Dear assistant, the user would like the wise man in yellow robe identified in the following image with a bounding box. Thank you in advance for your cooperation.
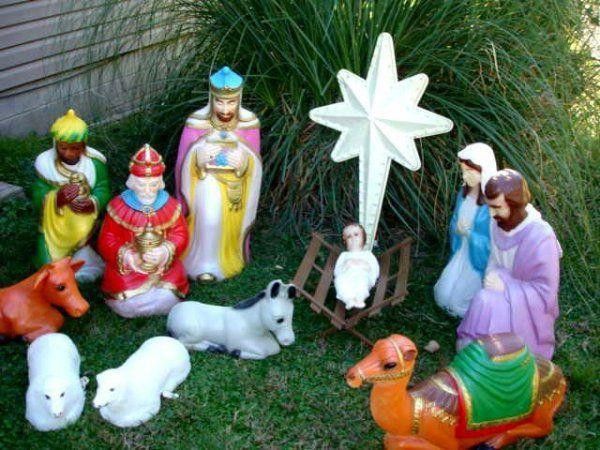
[32,109,110,281]
[175,67,262,282]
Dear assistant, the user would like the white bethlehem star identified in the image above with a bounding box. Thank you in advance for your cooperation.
[310,32,453,249]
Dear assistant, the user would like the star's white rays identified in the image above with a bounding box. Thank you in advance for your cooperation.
[310,32,453,249]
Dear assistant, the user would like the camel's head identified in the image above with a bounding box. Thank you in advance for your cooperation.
[345,334,417,388]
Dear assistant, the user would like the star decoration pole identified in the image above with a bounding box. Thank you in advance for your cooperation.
[309,32,454,249]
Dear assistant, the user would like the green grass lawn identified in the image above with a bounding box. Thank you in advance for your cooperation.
[0,136,598,449]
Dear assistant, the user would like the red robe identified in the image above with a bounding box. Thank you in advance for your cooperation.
[98,195,189,300]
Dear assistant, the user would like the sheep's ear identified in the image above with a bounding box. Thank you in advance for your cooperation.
[270,280,281,298]
[287,285,297,299]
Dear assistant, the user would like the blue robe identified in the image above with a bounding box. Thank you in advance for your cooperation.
[448,191,491,277]
[434,191,492,317]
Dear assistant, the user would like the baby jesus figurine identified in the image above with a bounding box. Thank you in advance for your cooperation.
[333,223,380,309]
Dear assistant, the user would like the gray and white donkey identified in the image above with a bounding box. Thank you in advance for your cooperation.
[167,280,296,359]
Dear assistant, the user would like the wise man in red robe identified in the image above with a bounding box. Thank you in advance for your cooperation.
[98,144,189,318]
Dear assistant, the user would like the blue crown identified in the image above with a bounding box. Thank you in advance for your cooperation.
[210,66,243,93]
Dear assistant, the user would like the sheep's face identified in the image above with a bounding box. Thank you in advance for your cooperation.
[41,378,70,418]
[93,369,123,408]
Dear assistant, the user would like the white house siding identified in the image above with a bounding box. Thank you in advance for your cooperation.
[0,0,187,136]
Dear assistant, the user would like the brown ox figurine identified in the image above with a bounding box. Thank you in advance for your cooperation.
[0,258,90,342]
[345,334,566,449]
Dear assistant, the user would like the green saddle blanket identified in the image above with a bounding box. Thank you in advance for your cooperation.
[447,341,538,429]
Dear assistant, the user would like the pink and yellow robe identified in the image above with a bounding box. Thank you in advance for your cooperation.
[175,107,261,280]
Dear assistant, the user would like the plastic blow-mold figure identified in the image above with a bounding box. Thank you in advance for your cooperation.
[434,143,497,318]
[0,258,89,342]
[98,144,189,318]
[26,333,89,431]
[167,280,296,359]
[32,109,110,281]
[345,333,566,449]
[333,223,380,309]
[93,336,190,428]
[175,66,262,282]
[457,169,562,359]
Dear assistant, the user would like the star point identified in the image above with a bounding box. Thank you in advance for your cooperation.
[310,32,453,248]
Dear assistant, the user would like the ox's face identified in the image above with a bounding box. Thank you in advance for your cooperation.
[35,258,89,317]
[40,377,71,418]
[345,335,417,388]
[93,369,123,409]
[263,280,296,346]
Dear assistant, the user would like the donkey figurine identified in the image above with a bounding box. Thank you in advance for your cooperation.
[0,258,90,342]
[167,280,296,359]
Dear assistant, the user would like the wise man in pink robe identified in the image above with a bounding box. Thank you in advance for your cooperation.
[175,66,262,282]
[457,169,562,359]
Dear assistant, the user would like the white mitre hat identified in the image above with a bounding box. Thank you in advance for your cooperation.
[457,143,498,193]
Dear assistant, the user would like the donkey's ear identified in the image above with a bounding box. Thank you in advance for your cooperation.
[287,285,297,299]
[270,280,281,298]
[33,268,50,290]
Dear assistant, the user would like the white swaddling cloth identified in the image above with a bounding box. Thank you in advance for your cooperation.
[334,250,380,309]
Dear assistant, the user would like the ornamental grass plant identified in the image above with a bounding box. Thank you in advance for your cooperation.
[121,0,598,300]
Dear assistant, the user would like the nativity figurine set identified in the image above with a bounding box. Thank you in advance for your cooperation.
[1,33,565,448]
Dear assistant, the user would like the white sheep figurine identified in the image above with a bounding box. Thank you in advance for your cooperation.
[26,333,88,431]
[167,279,296,360]
[92,336,190,428]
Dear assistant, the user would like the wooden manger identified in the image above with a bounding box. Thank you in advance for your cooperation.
[293,232,413,346]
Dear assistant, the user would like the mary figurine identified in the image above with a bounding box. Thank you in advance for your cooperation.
[434,143,497,317]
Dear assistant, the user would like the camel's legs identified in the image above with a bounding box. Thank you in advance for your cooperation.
[384,434,442,450]
[485,406,556,448]
[485,422,550,448]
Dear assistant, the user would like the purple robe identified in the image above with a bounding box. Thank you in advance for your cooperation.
[457,215,561,359]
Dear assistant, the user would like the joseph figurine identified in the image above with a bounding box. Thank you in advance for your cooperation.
[457,169,562,359]
[32,109,110,281]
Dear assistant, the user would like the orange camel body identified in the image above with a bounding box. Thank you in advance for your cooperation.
[346,334,566,449]
[0,258,89,342]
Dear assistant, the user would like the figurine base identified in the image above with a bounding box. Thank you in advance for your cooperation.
[197,273,216,283]
[106,288,179,318]
[72,246,105,282]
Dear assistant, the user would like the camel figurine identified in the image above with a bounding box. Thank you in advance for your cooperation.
[0,258,90,342]
[345,333,566,449]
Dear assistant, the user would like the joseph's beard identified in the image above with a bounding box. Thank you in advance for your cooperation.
[494,216,509,229]
[494,210,526,232]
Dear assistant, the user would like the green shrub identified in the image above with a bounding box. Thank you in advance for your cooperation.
[71,0,598,296]
[134,0,596,298]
